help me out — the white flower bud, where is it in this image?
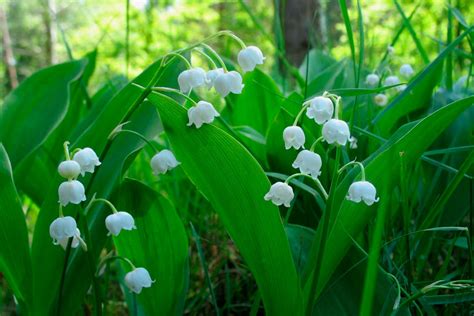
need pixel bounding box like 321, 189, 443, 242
58, 160, 81, 179
187, 101, 220, 128
292, 150, 322, 178
374, 94, 388, 107
205, 68, 224, 89
399, 64, 414, 77
387, 45, 395, 55
346, 181, 379, 206
264, 182, 294, 207
49, 216, 77, 245
396, 84, 407, 92
73, 148, 101, 176
125, 267, 155, 294
105, 211, 136, 236
150, 150, 180, 175
237, 46, 265, 72
283, 126, 305, 150
365, 73, 380, 87
58, 180, 86, 206
322, 119, 350, 146
58, 228, 82, 250
384, 75, 400, 87
177, 67, 207, 93
349, 136, 358, 149
214, 71, 244, 97
305, 96, 334, 125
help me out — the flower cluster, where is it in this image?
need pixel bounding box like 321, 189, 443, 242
49, 141, 153, 294
365, 46, 415, 107
175, 42, 264, 129
264, 92, 379, 208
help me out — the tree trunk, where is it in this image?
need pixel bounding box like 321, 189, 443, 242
42, 0, 56, 65
0, 7, 18, 89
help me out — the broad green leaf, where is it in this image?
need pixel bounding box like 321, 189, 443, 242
307, 95, 474, 299
148, 92, 304, 315
0, 60, 86, 168
0, 144, 33, 312
373, 27, 473, 136
113, 179, 189, 316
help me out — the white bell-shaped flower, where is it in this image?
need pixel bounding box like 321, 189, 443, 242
49, 216, 77, 245
305, 96, 334, 125
237, 46, 265, 72
283, 126, 305, 150
73, 148, 101, 176
105, 211, 136, 236
346, 181, 379, 206
399, 64, 414, 77
214, 71, 244, 97
384, 75, 400, 87
187, 101, 220, 128
58, 160, 81, 179
322, 119, 350, 146
292, 150, 322, 178
150, 150, 180, 175
365, 73, 380, 87
264, 182, 294, 207
58, 180, 86, 206
205, 68, 224, 89
177, 67, 207, 93
374, 94, 388, 107
58, 228, 82, 250
125, 267, 155, 294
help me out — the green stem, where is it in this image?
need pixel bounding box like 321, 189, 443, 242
151, 86, 198, 107
293, 104, 310, 126
309, 137, 325, 151
221, 31, 246, 49
96, 255, 136, 276
285, 173, 329, 200
192, 48, 218, 69
338, 160, 366, 181
58, 205, 64, 217
163, 52, 192, 69
87, 197, 119, 214
200, 43, 227, 71
112, 129, 159, 152
63, 141, 71, 160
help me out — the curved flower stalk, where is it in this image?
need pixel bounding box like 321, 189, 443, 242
339, 161, 380, 206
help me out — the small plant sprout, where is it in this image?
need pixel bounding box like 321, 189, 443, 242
88, 197, 136, 236
150, 149, 181, 175
264, 182, 294, 207
383, 75, 400, 87
49, 208, 87, 251
187, 101, 220, 128
238, 46, 265, 72
283, 126, 305, 150
213, 71, 244, 97
304, 95, 334, 125
125, 267, 155, 294
322, 119, 351, 146
73, 147, 101, 176
374, 93, 388, 107
399, 64, 414, 77
365, 73, 380, 87
177, 67, 207, 93
339, 161, 379, 206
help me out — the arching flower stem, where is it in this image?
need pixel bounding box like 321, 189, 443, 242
151, 86, 198, 107
87, 197, 119, 214
111, 129, 159, 152
192, 48, 218, 69
200, 43, 227, 71
285, 173, 329, 200
163, 52, 191, 69
309, 136, 325, 151
96, 254, 136, 277
293, 103, 311, 126
63, 141, 71, 160
338, 161, 366, 181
